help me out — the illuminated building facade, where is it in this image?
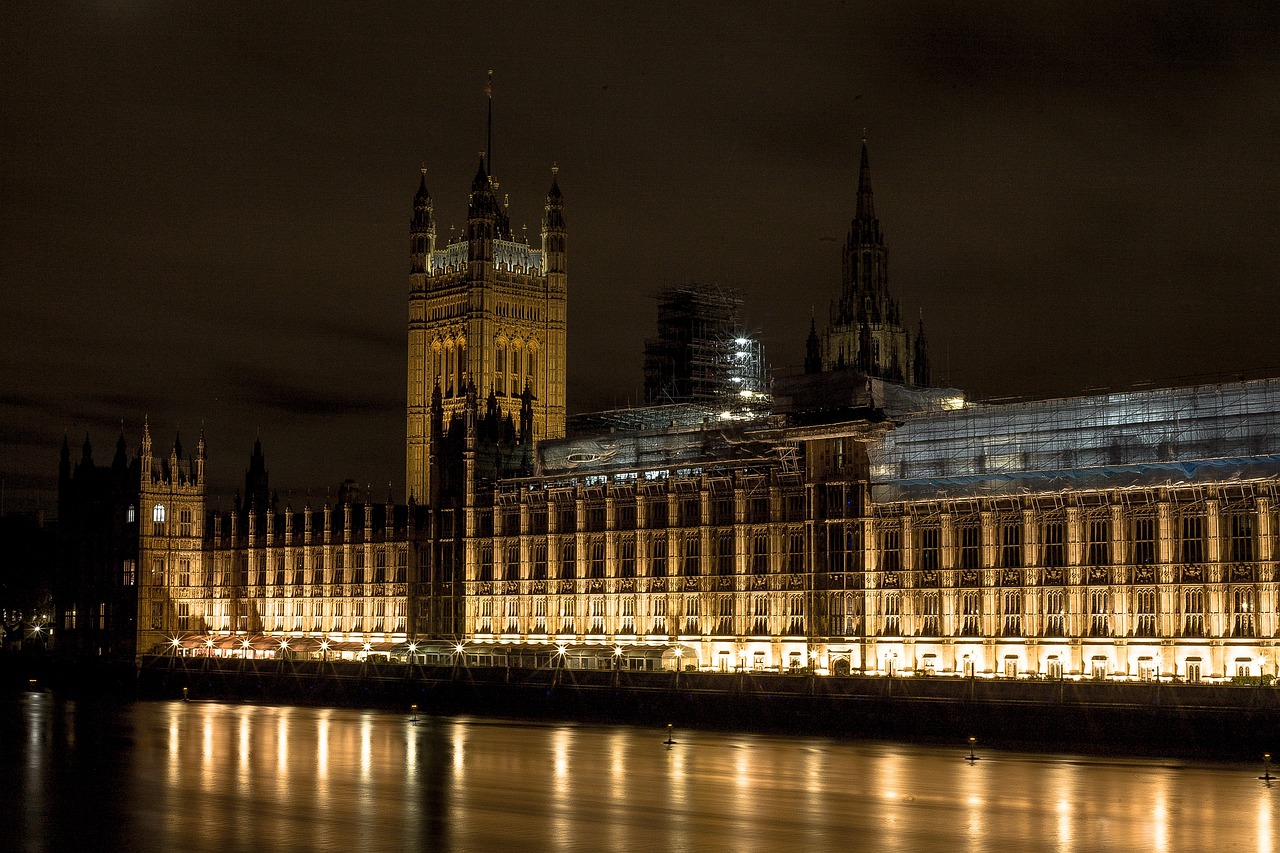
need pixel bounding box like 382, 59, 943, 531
405, 156, 567, 505
55, 134, 1280, 682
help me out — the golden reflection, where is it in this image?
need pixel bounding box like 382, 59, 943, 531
552, 727, 568, 782
236, 706, 251, 793
276, 710, 289, 778
451, 720, 466, 777
12, 698, 1275, 853
1152, 791, 1168, 853
317, 713, 329, 781
1259, 794, 1274, 853
1056, 797, 1072, 850
359, 714, 372, 782
405, 721, 418, 783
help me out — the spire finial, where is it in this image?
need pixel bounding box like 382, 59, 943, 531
551, 162, 559, 176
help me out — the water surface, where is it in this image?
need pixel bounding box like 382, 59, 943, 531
2, 692, 1274, 852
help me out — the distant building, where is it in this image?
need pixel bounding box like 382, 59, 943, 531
55, 121, 1280, 682
806, 140, 929, 387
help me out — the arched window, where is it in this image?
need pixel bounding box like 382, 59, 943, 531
152, 504, 166, 523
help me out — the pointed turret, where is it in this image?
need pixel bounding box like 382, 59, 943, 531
140, 418, 153, 481
804, 315, 822, 374
244, 436, 269, 514
541, 164, 566, 277
913, 316, 931, 387
467, 156, 499, 267
410, 168, 435, 275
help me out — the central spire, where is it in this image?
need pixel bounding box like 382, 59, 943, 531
856, 137, 875, 221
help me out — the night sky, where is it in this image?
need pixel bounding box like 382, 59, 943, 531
4, 2, 1279, 513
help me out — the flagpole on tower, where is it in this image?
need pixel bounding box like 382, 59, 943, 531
485, 70, 494, 177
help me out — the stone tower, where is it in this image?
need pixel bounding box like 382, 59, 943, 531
406, 151, 567, 504
135, 421, 207, 658
813, 139, 928, 386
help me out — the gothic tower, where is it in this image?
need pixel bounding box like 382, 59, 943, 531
406, 132, 567, 503
136, 422, 207, 658
812, 139, 926, 385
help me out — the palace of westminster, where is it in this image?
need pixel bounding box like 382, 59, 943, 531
57, 126, 1280, 686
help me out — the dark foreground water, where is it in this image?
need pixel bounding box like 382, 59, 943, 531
1, 690, 1274, 853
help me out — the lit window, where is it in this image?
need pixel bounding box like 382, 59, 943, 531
152, 504, 166, 523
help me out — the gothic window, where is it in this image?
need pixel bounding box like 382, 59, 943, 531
715, 532, 734, 576
1181, 587, 1205, 637
179, 559, 191, 588
533, 598, 547, 634
684, 597, 700, 635
619, 536, 636, 578
1232, 587, 1256, 637
881, 592, 900, 636
751, 531, 768, 574
1134, 588, 1157, 636
1088, 589, 1111, 637
478, 545, 493, 583
958, 526, 980, 569
375, 549, 387, 583
639, 534, 662, 577
751, 594, 769, 635
532, 543, 547, 580
1229, 513, 1255, 562
274, 556, 285, 587
918, 527, 941, 570
1132, 517, 1156, 565
786, 529, 804, 573
920, 591, 940, 636
332, 551, 344, 585
505, 542, 520, 580
620, 596, 636, 634
1041, 520, 1066, 567
880, 528, 901, 572
1179, 515, 1205, 564
716, 595, 734, 635
588, 539, 605, 579
559, 597, 575, 634
495, 342, 506, 396
787, 593, 805, 635
353, 550, 365, 584
960, 591, 981, 636
1042, 590, 1065, 636
179, 509, 193, 538
152, 504, 166, 537
1002, 590, 1022, 637
1000, 522, 1022, 568
651, 597, 667, 634
397, 549, 408, 583
559, 540, 576, 579
682, 533, 700, 576
680, 497, 700, 527
1086, 519, 1110, 566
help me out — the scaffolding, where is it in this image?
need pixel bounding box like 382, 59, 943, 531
642, 283, 767, 407
870, 378, 1280, 501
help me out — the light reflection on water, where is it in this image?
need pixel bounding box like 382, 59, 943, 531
4, 691, 1276, 853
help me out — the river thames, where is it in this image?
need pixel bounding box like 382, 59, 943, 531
2, 690, 1274, 852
